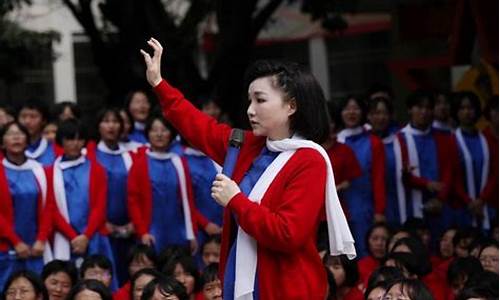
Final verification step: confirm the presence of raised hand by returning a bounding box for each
[140,38,164,87]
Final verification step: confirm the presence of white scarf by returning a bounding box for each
[455,128,490,229]
[97,141,133,171]
[52,155,86,260]
[382,134,407,224]
[401,124,432,218]
[183,147,222,174]
[25,137,48,159]
[234,136,355,300]
[2,158,53,262]
[337,126,364,143]
[146,150,195,240]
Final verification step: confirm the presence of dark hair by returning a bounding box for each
[483,96,499,121]
[2,270,48,300]
[96,107,124,139]
[406,90,435,109]
[51,101,81,121]
[162,255,201,293]
[200,263,219,287]
[366,83,394,100]
[478,239,499,258]
[338,95,366,128]
[456,286,498,300]
[0,121,30,150]
[384,279,434,300]
[130,268,163,299]
[324,266,337,300]
[18,99,50,121]
[403,218,430,243]
[384,252,421,278]
[450,91,482,124]
[201,235,221,253]
[157,245,191,272]
[391,237,432,276]
[323,255,359,287]
[144,114,178,144]
[141,276,188,300]
[367,96,394,115]
[55,118,88,146]
[42,259,78,286]
[453,227,481,248]
[447,257,483,286]
[243,60,330,143]
[365,281,389,300]
[80,254,113,278]
[462,270,499,297]
[127,244,158,270]
[365,222,390,258]
[66,279,112,300]
[366,266,404,292]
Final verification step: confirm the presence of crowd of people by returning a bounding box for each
[0,54,498,299]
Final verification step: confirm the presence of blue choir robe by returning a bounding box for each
[128,122,148,144]
[26,137,56,166]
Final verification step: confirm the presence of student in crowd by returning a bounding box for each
[452,227,478,258]
[446,256,483,298]
[337,95,386,256]
[478,240,499,273]
[383,279,434,300]
[199,263,222,300]
[87,108,136,285]
[142,38,354,299]
[141,276,188,300]
[364,281,387,300]
[0,121,52,290]
[0,105,15,128]
[51,102,81,122]
[357,223,391,287]
[365,266,404,294]
[118,108,143,152]
[162,255,201,300]
[128,268,162,300]
[67,280,112,300]
[2,270,48,300]
[432,91,454,133]
[42,121,58,144]
[47,119,115,283]
[200,235,221,268]
[41,260,78,300]
[387,228,413,253]
[80,255,114,289]
[18,100,60,166]
[127,114,199,254]
[125,90,154,144]
[323,254,363,300]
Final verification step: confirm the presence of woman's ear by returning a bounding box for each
[288,98,297,116]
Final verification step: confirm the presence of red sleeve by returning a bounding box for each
[154,80,231,166]
[227,149,326,252]
[342,146,362,183]
[84,163,107,238]
[0,166,22,245]
[398,134,432,190]
[370,136,386,214]
[0,215,22,246]
[127,159,148,237]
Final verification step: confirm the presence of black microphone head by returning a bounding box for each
[229,128,244,148]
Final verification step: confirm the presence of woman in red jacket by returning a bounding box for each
[141,38,354,300]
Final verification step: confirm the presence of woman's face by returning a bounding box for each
[74,289,102,300]
[133,274,155,300]
[119,110,132,139]
[129,92,151,122]
[326,260,346,287]
[148,120,172,152]
[202,241,221,266]
[409,100,433,130]
[5,277,39,300]
[369,227,389,259]
[341,98,362,128]
[18,108,45,138]
[439,229,456,259]
[44,271,72,300]
[384,283,409,300]
[367,287,385,300]
[129,254,155,277]
[433,94,450,122]
[62,137,85,159]
[2,124,28,156]
[173,263,195,295]
[479,246,499,274]
[43,123,58,143]
[367,101,390,133]
[247,76,296,140]
[99,112,122,144]
[457,97,477,127]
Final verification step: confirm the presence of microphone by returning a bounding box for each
[221,129,244,178]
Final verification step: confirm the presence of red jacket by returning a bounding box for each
[46,158,108,240]
[0,162,52,251]
[127,150,202,238]
[154,79,328,299]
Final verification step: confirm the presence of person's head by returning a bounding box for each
[447,257,483,296]
[403,218,431,250]
[451,91,482,128]
[366,84,394,102]
[366,223,390,260]
[0,106,15,128]
[406,90,435,130]
[461,270,499,298]
[387,229,412,254]
[439,228,457,259]
[383,252,420,279]
[483,96,499,128]
[127,244,158,277]
[17,100,49,140]
[433,91,451,122]
[456,286,498,300]
[42,122,58,143]
[367,97,394,134]
[141,276,188,300]
[453,228,479,258]
[323,254,359,288]
[390,237,432,276]
[201,235,221,267]
[125,90,152,123]
[96,108,124,144]
[200,264,222,300]
[41,260,78,300]
[130,268,163,300]
[0,121,30,157]
[365,281,388,300]
[51,102,80,121]
[145,115,177,152]
[66,280,111,300]
[119,108,133,139]
[157,246,191,273]
[200,97,222,121]
[3,270,48,300]
[162,255,200,296]
[366,266,404,293]
[244,60,330,143]
[56,119,87,159]
[383,279,433,300]
[339,96,365,129]
[478,241,499,274]
[80,255,113,288]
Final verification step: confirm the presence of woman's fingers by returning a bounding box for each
[140,49,152,65]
